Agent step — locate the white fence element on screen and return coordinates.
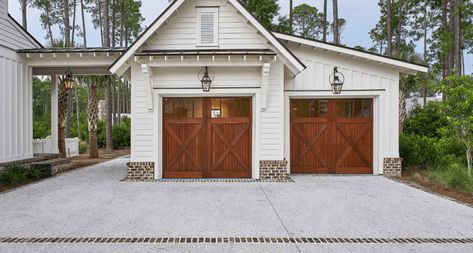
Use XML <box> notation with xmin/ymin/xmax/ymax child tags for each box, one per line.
<box><xmin>33</xmin><ymin>137</ymin><xmax>80</xmax><ymax>157</ymax></box>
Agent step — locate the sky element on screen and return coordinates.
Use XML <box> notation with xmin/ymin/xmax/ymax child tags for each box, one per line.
<box><xmin>7</xmin><ymin>0</ymin><xmax>473</xmax><ymax>74</ymax></box>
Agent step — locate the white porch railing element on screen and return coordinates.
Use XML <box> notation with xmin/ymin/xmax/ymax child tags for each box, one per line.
<box><xmin>33</xmin><ymin>136</ymin><xmax>79</xmax><ymax>158</ymax></box>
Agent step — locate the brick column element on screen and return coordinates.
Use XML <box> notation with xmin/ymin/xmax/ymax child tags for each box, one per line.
<box><xmin>259</xmin><ymin>160</ymin><xmax>288</xmax><ymax>181</ymax></box>
<box><xmin>383</xmin><ymin>157</ymin><xmax>402</xmax><ymax>177</ymax></box>
<box><xmin>127</xmin><ymin>162</ymin><xmax>155</xmax><ymax>180</ymax></box>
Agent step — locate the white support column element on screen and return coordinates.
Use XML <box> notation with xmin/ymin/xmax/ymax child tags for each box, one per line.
<box><xmin>50</xmin><ymin>75</ymin><xmax>59</xmax><ymax>153</ymax></box>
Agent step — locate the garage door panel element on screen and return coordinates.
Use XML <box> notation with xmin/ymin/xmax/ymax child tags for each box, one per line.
<box><xmin>290</xmin><ymin>99</ymin><xmax>373</xmax><ymax>174</ymax></box>
<box><xmin>163</xmin><ymin>97</ymin><xmax>252</xmax><ymax>179</ymax></box>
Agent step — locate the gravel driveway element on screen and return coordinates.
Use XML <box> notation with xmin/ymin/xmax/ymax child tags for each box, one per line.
<box><xmin>0</xmin><ymin>157</ymin><xmax>472</xmax><ymax>253</ymax></box>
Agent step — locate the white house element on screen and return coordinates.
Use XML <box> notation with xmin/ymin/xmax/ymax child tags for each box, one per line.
<box><xmin>0</xmin><ymin>0</ymin><xmax>428</xmax><ymax>180</ymax></box>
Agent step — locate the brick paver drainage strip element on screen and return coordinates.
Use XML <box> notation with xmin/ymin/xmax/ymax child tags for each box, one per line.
<box><xmin>122</xmin><ymin>178</ymin><xmax>294</xmax><ymax>183</ymax></box>
<box><xmin>1</xmin><ymin>237</ymin><xmax>472</xmax><ymax>244</ymax></box>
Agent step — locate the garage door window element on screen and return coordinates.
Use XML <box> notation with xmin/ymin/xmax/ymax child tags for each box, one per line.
<box><xmin>336</xmin><ymin>99</ymin><xmax>371</xmax><ymax>118</ymax></box>
<box><xmin>211</xmin><ymin>98</ymin><xmax>250</xmax><ymax>118</ymax></box>
<box><xmin>290</xmin><ymin>99</ymin><xmax>328</xmax><ymax>118</ymax></box>
<box><xmin>164</xmin><ymin>98</ymin><xmax>203</xmax><ymax>119</ymax></box>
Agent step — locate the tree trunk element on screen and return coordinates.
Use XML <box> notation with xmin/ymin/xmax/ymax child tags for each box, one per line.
<box><xmin>120</xmin><ymin>0</ymin><xmax>124</xmax><ymax>47</ymax></box>
<box><xmin>71</xmin><ymin>0</ymin><xmax>77</xmax><ymax>46</ymax></box>
<box><xmin>386</xmin><ymin>0</ymin><xmax>392</xmax><ymax>56</ymax></box>
<box><xmin>88</xmin><ymin>82</ymin><xmax>99</xmax><ymax>158</ymax></box>
<box><xmin>395</xmin><ymin>0</ymin><xmax>402</xmax><ymax>55</ymax></box>
<box><xmin>332</xmin><ymin>0</ymin><xmax>339</xmax><ymax>44</ymax></box>
<box><xmin>97</xmin><ymin>0</ymin><xmax>104</xmax><ymax>46</ymax></box>
<box><xmin>64</xmin><ymin>0</ymin><xmax>71</xmax><ymax>46</ymax></box>
<box><xmin>105</xmin><ymin>78</ymin><xmax>113</xmax><ymax>151</ymax></box>
<box><xmin>81</xmin><ymin>0</ymin><xmax>87</xmax><ymax>47</ymax></box>
<box><xmin>45</xmin><ymin>5</ymin><xmax>54</xmax><ymax>45</ymax></box>
<box><xmin>58</xmin><ymin>80</ymin><xmax>69</xmax><ymax>157</ymax></box>
<box><xmin>467</xmin><ymin>143</ymin><xmax>472</xmax><ymax>177</ymax></box>
<box><xmin>444</xmin><ymin>1</ymin><xmax>453</xmax><ymax>79</ymax></box>
<box><xmin>399</xmin><ymin>77</ymin><xmax>406</xmax><ymax>133</ymax></box>
<box><xmin>103</xmin><ymin>0</ymin><xmax>110</xmax><ymax>47</ymax></box>
<box><xmin>20</xmin><ymin>0</ymin><xmax>27</xmax><ymax>29</ymax></box>
<box><xmin>75</xmin><ymin>86</ymin><xmax>81</xmax><ymax>140</ymax></box>
<box><xmin>323</xmin><ymin>0</ymin><xmax>327</xmax><ymax>42</ymax></box>
<box><xmin>112</xmin><ymin>80</ymin><xmax>117</xmax><ymax>125</ymax></box>
<box><xmin>452</xmin><ymin>0</ymin><xmax>461</xmax><ymax>75</ymax></box>
<box><xmin>111</xmin><ymin>0</ymin><xmax>116</xmax><ymax>47</ymax></box>
<box><xmin>289</xmin><ymin>0</ymin><xmax>293</xmax><ymax>33</ymax></box>
<box><xmin>117</xmin><ymin>80</ymin><xmax>121</xmax><ymax>124</ymax></box>
<box><xmin>423</xmin><ymin>3</ymin><xmax>428</xmax><ymax>107</ymax></box>
<box><xmin>65</xmin><ymin>90</ymin><xmax>72</xmax><ymax>138</ymax></box>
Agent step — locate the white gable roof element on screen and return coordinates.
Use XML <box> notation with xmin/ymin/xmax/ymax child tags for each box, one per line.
<box><xmin>109</xmin><ymin>0</ymin><xmax>306</xmax><ymax>76</ymax></box>
<box><xmin>274</xmin><ymin>32</ymin><xmax>428</xmax><ymax>75</ymax></box>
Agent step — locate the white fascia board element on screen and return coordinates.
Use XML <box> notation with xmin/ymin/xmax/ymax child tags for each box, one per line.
<box><xmin>228</xmin><ymin>0</ymin><xmax>305</xmax><ymax>75</ymax></box>
<box><xmin>274</xmin><ymin>32</ymin><xmax>429</xmax><ymax>74</ymax></box>
<box><xmin>109</xmin><ymin>0</ymin><xmax>187</xmax><ymax>74</ymax></box>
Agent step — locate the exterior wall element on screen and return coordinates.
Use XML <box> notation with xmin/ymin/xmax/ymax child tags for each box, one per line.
<box><xmin>143</xmin><ymin>0</ymin><xmax>269</xmax><ymax>51</ymax></box>
<box><xmin>0</xmin><ymin>4</ymin><xmax>39</xmax><ymax>50</ymax></box>
<box><xmin>130</xmin><ymin>63</ymin><xmax>156</xmax><ymax>163</ymax></box>
<box><xmin>0</xmin><ymin>46</ymin><xmax>33</xmax><ymax>163</ymax></box>
<box><xmin>0</xmin><ymin>0</ymin><xmax>6</xmax><ymax>18</ymax></box>
<box><xmin>284</xmin><ymin>45</ymin><xmax>401</xmax><ymax>175</ymax></box>
<box><xmin>129</xmin><ymin>59</ymin><xmax>286</xmax><ymax>179</ymax></box>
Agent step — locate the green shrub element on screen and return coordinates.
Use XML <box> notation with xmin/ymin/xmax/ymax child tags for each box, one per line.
<box><xmin>403</xmin><ymin>102</ymin><xmax>447</xmax><ymax>139</ymax></box>
<box><xmin>427</xmin><ymin>164</ymin><xmax>473</xmax><ymax>193</ymax></box>
<box><xmin>33</xmin><ymin>120</ymin><xmax>51</xmax><ymax>139</ymax></box>
<box><xmin>97</xmin><ymin>118</ymin><xmax>131</xmax><ymax>149</ymax></box>
<box><xmin>0</xmin><ymin>165</ymin><xmax>41</xmax><ymax>187</ymax></box>
<box><xmin>112</xmin><ymin>118</ymin><xmax>131</xmax><ymax>149</ymax></box>
<box><xmin>97</xmin><ymin>120</ymin><xmax>106</xmax><ymax>148</ymax></box>
<box><xmin>79</xmin><ymin>143</ymin><xmax>88</xmax><ymax>154</ymax></box>
<box><xmin>400</xmin><ymin>134</ymin><xmax>440</xmax><ymax>169</ymax></box>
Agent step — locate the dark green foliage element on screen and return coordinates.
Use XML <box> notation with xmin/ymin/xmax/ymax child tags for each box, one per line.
<box><xmin>97</xmin><ymin>118</ymin><xmax>131</xmax><ymax>149</ymax></box>
<box><xmin>403</xmin><ymin>102</ymin><xmax>448</xmax><ymax>138</ymax></box>
<box><xmin>33</xmin><ymin>119</ymin><xmax>51</xmax><ymax>139</ymax></box>
<box><xmin>0</xmin><ymin>165</ymin><xmax>41</xmax><ymax>187</ymax></box>
<box><xmin>239</xmin><ymin>0</ymin><xmax>280</xmax><ymax>29</ymax></box>
<box><xmin>112</xmin><ymin>117</ymin><xmax>131</xmax><ymax>149</ymax></box>
<box><xmin>400</xmin><ymin>134</ymin><xmax>439</xmax><ymax>169</ymax></box>
<box><xmin>79</xmin><ymin>143</ymin><xmax>88</xmax><ymax>154</ymax></box>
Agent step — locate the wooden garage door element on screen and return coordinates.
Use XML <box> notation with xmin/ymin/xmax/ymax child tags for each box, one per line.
<box><xmin>290</xmin><ymin>99</ymin><xmax>373</xmax><ymax>174</ymax></box>
<box><xmin>163</xmin><ymin>97</ymin><xmax>252</xmax><ymax>178</ymax></box>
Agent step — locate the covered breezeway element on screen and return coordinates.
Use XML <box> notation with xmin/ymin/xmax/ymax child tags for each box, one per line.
<box><xmin>15</xmin><ymin>47</ymin><xmax>126</xmax><ymax>156</ymax></box>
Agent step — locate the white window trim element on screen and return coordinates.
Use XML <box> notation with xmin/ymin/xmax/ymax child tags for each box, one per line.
<box><xmin>196</xmin><ymin>7</ymin><xmax>219</xmax><ymax>47</ymax></box>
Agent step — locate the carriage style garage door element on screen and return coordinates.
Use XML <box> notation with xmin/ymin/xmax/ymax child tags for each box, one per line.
<box><xmin>290</xmin><ymin>99</ymin><xmax>373</xmax><ymax>174</ymax></box>
<box><xmin>163</xmin><ymin>97</ymin><xmax>252</xmax><ymax>178</ymax></box>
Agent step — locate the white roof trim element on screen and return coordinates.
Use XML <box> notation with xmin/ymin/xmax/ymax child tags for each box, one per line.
<box><xmin>274</xmin><ymin>32</ymin><xmax>428</xmax><ymax>74</ymax></box>
<box><xmin>109</xmin><ymin>0</ymin><xmax>305</xmax><ymax>76</ymax></box>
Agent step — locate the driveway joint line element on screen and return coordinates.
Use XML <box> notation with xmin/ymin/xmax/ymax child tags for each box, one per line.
<box><xmin>257</xmin><ymin>182</ymin><xmax>302</xmax><ymax>253</ymax></box>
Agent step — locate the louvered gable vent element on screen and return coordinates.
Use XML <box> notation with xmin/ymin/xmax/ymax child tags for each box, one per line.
<box><xmin>197</xmin><ymin>7</ymin><xmax>218</xmax><ymax>46</ymax></box>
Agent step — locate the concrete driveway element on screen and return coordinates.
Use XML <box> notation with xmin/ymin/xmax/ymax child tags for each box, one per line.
<box><xmin>0</xmin><ymin>157</ymin><xmax>472</xmax><ymax>253</ymax></box>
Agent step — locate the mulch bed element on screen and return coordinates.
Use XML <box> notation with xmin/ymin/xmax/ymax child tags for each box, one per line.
<box><xmin>398</xmin><ymin>169</ymin><xmax>473</xmax><ymax>207</ymax></box>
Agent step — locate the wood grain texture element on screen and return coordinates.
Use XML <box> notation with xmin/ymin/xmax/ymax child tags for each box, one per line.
<box><xmin>290</xmin><ymin>99</ymin><xmax>373</xmax><ymax>174</ymax></box>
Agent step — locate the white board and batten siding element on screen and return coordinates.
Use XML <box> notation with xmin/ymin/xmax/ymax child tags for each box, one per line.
<box><xmin>0</xmin><ymin>0</ymin><xmax>39</xmax><ymax>163</ymax></box>
<box><xmin>129</xmin><ymin>0</ymin><xmax>287</xmax><ymax>172</ymax></box>
<box><xmin>143</xmin><ymin>0</ymin><xmax>269</xmax><ymax>51</ymax></box>
<box><xmin>284</xmin><ymin>45</ymin><xmax>401</xmax><ymax>174</ymax></box>
<box><xmin>0</xmin><ymin>47</ymin><xmax>33</xmax><ymax>163</ymax></box>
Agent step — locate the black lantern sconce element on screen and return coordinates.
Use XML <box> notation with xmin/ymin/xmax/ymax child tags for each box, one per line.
<box><xmin>329</xmin><ymin>67</ymin><xmax>345</xmax><ymax>94</ymax></box>
<box><xmin>199</xmin><ymin>66</ymin><xmax>215</xmax><ymax>92</ymax></box>
<box><xmin>63</xmin><ymin>68</ymin><xmax>75</xmax><ymax>90</ymax></box>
